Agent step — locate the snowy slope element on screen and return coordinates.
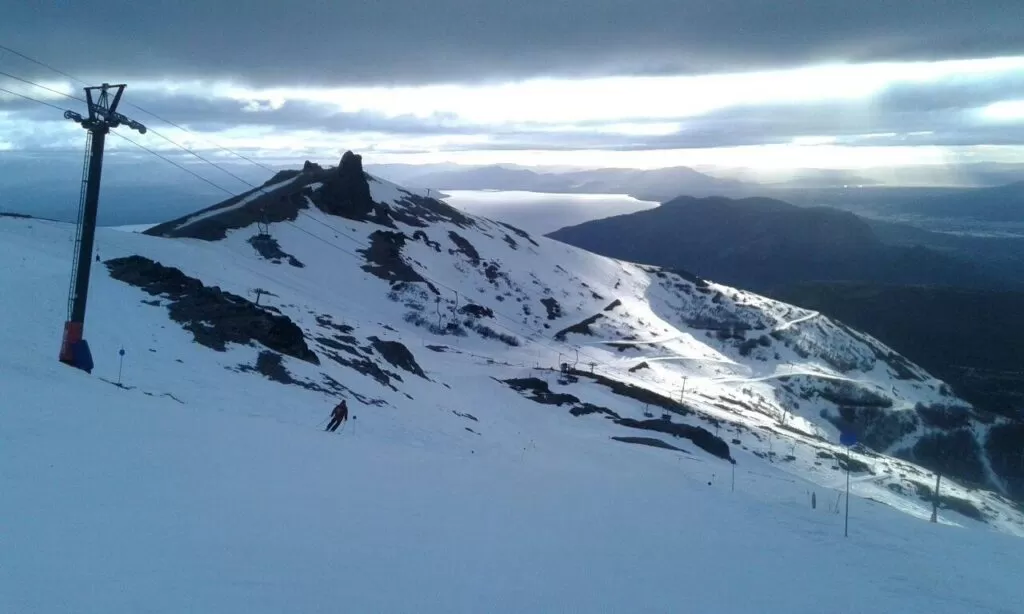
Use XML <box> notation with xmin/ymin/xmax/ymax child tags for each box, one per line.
<box><xmin>2</xmin><ymin>152</ymin><xmax>1023</xmax><ymax>611</ymax></box>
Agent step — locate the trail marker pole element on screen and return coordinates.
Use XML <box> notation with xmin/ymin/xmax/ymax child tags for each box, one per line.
<box><xmin>117</xmin><ymin>347</ymin><xmax>125</xmax><ymax>386</ymax></box>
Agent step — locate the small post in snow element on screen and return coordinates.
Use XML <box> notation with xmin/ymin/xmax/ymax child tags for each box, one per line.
<box><xmin>931</xmin><ymin>471</ymin><xmax>942</xmax><ymax>523</ymax></box>
<box><xmin>731</xmin><ymin>462</ymin><xmax>735</xmax><ymax>493</ymax></box>
<box><xmin>117</xmin><ymin>347</ymin><xmax>126</xmax><ymax>386</ymax></box>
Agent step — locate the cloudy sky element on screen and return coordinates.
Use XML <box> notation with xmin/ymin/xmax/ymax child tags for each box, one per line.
<box><xmin>4</xmin><ymin>0</ymin><xmax>1024</xmax><ymax>184</ymax></box>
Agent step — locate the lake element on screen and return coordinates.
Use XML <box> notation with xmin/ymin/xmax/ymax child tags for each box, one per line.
<box><xmin>440</xmin><ymin>190</ymin><xmax>659</xmax><ymax>235</ymax></box>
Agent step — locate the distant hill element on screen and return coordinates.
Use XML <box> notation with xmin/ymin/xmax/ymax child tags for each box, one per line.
<box><xmin>891</xmin><ymin>181</ymin><xmax>1024</xmax><ymax>223</ymax></box>
<box><xmin>548</xmin><ymin>195</ymin><xmax>1005</xmax><ymax>292</ymax></box>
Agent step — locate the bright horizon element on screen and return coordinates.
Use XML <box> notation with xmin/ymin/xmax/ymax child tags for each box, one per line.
<box><xmin>6</xmin><ymin>55</ymin><xmax>1024</xmax><ymax>183</ymax></box>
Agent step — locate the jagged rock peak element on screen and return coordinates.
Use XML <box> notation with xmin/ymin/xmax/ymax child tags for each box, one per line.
<box><xmin>339</xmin><ymin>150</ymin><xmax>365</xmax><ymax>177</ymax></box>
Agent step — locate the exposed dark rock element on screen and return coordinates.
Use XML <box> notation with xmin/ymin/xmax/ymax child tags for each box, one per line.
<box><xmin>503</xmin><ymin>234</ymin><xmax>518</xmax><ymax>249</ymax></box>
<box><xmin>502</xmin><ymin>378</ymin><xmax>622</xmax><ymax>420</ymax></box>
<box><xmin>570</xmin><ymin>403</ymin><xmax>622</xmax><ymax>419</ymax></box>
<box><xmin>316</xmin><ymin>151</ymin><xmax>377</xmax><ymax>221</ymax></box>
<box><xmin>615</xmin><ymin>418</ymin><xmax>732</xmax><ymax>461</ymax></box>
<box><xmin>572</xmin><ymin>369</ymin><xmax>693</xmax><ymax>416</ymax></box>
<box><xmin>426</xmin><ymin>344</ymin><xmax>449</xmax><ymax>352</ymax></box>
<box><xmin>554</xmin><ymin>314</ymin><xmax>604</xmax><ymax>341</ymax></box>
<box><xmin>248</xmin><ymin>234</ymin><xmax>305</xmax><ymax>268</ymax></box>
<box><xmin>146</xmin><ymin>174</ymin><xmax>311</xmax><ymax>241</ymax></box>
<box><xmin>234</xmin><ymin>351</ymin><xmax>384</xmax><ymax>406</ymax></box>
<box><xmin>267</xmin><ymin>169</ymin><xmax>304</xmax><ymax>184</ymax></box>
<box><xmin>603</xmin><ymin>299</ymin><xmax>623</xmax><ymax>312</ymax></box>
<box><xmin>498</xmin><ymin>221</ymin><xmax>539</xmax><ymax>247</ymax></box>
<box><xmin>448</xmin><ymin>231</ymin><xmax>481</xmax><ymax>265</ymax></box>
<box><xmin>368</xmin><ymin>336</ymin><xmax>427</xmax><ymax>379</ymax></box>
<box><xmin>107</xmin><ymin>255</ymin><xmax>318</xmax><ymax>363</ymax></box>
<box><xmin>540</xmin><ymin>297</ymin><xmax>563</xmax><ymax>320</ymax></box>
<box><xmin>387</xmin><ymin>191</ymin><xmax>478</xmax><ymax>229</ymax></box>
<box><xmin>611</xmin><ymin>436</ymin><xmax>687</xmax><ymax>453</ymax></box>
<box><xmin>315</xmin><ymin>336</ymin><xmax>363</xmax><ymax>358</ymax></box>
<box><xmin>237</xmin><ymin>350</ymin><xmax>295</xmax><ymax>385</ymax></box>
<box><xmin>412</xmin><ymin>230</ymin><xmax>442</xmax><ymax>251</ymax></box>
<box><xmin>315</xmin><ymin>314</ymin><xmax>353</xmax><ymax>335</ymax></box>
<box><xmin>836</xmin><ymin>455</ymin><xmax>873</xmax><ymax>474</ymax></box>
<box><xmin>464</xmin><ymin>320</ymin><xmax>520</xmax><ymax>346</ymax></box>
<box><xmin>453</xmin><ymin>411</ymin><xmax>478</xmax><ymax>422</ymax></box>
<box><xmin>819</xmin><ymin>381</ymin><xmax>894</xmax><ymax>408</ymax></box>
<box><xmin>628</xmin><ymin>361</ymin><xmax>650</xmax><ymax>373</ymax></box>
<box><xmin>503</xmin><ymin>377</ymin><xmax>581</xmax><ymax>406</ymax></box>
<box><xmin>360</xmin><ymin>230</ymin><xmax>438</xmax><ymax>292</ymax></box>
<box><xmin>483</xmin><ymin>262</ymin><xmax>503</xmax><ymax>284</ymax></box>
<box><xmin>320</xmin><ymin>347</ymin><xmax>401</xmax><ymax>391</ymax></box>
<box><xmin>303</xmin><ymin>160</ymin><xmax>322</xmax><ymax>172</ymax></box>
<box><xmin>460</xmin><ymin>303</ymin><xmax>495</xmax><ymax>319</ymax></box>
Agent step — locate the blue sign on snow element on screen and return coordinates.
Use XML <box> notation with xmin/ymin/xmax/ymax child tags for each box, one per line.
<box><xmin>839</xmin><ymin>431</ymin><xmax>857</xmax><ymax>447</ymax></box>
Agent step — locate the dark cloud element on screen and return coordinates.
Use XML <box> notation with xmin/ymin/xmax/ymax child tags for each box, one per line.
<box><xmin>0</xmin><ymin>98</ymin><xmax>68</xmax><ymax>121</ymax></box>
<box><xmin>2</xmin><ymin>1</ymin><xmax>1023</xmax><ymax>86</ymax></box>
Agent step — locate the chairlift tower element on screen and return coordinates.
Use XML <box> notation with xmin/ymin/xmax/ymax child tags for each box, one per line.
<box><xmin>255</xmin><ymin>207</ymin><xmax>271</xmax><ymax>238</ymax></box>
<box><xmin>59</xmin><ymin>83</ymin><xmax>146</xmax><ymax>371</ymax></box>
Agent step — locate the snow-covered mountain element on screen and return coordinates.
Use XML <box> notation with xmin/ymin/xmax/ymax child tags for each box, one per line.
<box><xmin>2</xmin><ymin>152</ymin><xmax>1022</xmax><ymax>612</ymax></box>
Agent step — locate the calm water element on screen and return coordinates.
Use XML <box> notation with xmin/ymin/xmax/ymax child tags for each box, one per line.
<box><xmin>441</xmin><ymin>190</ymin><xmax>659</xmax><ymax>235</ymax></box>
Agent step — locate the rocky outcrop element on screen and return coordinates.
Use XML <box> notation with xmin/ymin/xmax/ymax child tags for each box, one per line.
<box><xmin>106</xmin><ymin>255</ymin><xmax>318</xmax><ymax>363</ymax></box>
<box><xmin>316</xmin><ymin>151</ymin><xmax>377</xmax><ymax>221</ymax></box>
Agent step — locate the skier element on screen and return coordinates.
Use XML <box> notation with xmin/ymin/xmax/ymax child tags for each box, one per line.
<box><xmin>325</xmin><ymin>399</ymin><xmax>349</xmax><ymax>432</ymax></box>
